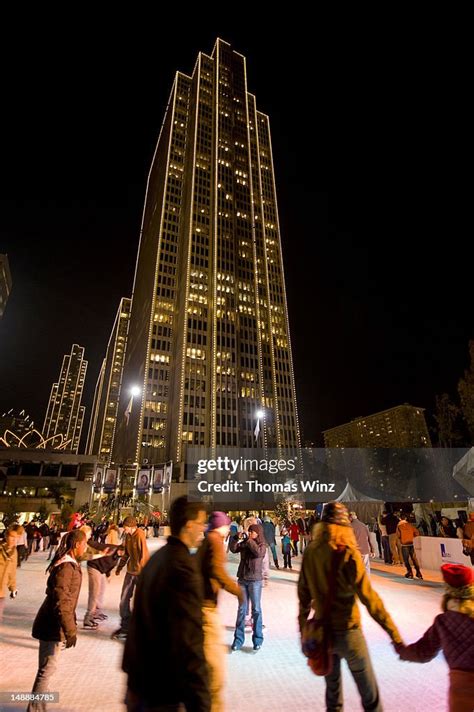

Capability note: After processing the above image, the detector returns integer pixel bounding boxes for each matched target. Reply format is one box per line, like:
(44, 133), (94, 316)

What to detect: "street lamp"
(254, 409), (264, 443)
(130, 386), (141, 397)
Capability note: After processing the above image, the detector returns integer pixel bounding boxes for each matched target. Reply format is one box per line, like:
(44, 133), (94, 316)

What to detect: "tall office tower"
(86, 298), (131, 463)
(114, 39), (300, 472)
(0, 254), (12, 319)
(323, 404), (432, 448)
(43, 344), (87, 453)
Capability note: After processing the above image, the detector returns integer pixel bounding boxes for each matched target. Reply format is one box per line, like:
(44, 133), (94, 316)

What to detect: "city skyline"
(0, 29), (471, 446)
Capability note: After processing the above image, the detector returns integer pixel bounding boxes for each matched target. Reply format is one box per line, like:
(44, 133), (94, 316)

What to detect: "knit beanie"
(208, 512), (231, 530)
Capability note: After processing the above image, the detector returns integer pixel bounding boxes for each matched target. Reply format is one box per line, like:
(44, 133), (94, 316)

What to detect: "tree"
(433, 393), (461, 447)
(48, 482), (74, 508)
(60, 503), (74, 528)
(458, 340), (474, 442)
(37, 500), (49, 522)
(3, 497), (20, 526)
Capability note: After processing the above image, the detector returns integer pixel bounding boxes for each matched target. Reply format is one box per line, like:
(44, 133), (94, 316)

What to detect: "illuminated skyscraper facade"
(43, 344), (87, 453)
(114, 39), (300, 471)
(86, 298), (131, 463)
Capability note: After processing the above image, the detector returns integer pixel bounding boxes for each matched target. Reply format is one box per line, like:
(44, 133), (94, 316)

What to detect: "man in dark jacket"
(381, 510), (401, 565)
(230, 523), (266, 652)
(263, 515), (279, 568)
(123, 497), (210, 712)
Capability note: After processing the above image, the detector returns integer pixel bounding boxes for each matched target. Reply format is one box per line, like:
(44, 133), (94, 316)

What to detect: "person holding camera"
(230, 523), (266, 651)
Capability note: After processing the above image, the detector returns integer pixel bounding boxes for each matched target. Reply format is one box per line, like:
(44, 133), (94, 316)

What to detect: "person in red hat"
(394, 563), (474, 712)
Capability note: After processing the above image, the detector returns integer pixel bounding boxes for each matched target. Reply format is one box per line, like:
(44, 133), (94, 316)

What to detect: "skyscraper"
(43, 344), (87, 453)
(86, 297), (131, 463)
(113, 39), (300, 473)
(323, 404), (432, 448)
(0, 254), (12, 319)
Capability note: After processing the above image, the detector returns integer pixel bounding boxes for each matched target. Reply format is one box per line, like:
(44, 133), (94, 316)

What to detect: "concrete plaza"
(1, 540), (451, 711)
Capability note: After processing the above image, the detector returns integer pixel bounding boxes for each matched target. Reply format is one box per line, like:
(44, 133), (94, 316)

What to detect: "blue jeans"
(233, 579), (263, 647)
(120, 572), (138, 632)
(268, 543), (278, 565)
(27, 640), (62, 711)
(325, 628), (381, 711)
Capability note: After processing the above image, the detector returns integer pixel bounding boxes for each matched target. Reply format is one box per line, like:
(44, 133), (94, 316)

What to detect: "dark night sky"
(0, 20), (471, 445)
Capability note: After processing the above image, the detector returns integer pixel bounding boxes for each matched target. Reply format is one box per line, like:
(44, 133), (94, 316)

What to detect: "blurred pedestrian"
(122, 496), (210, 711)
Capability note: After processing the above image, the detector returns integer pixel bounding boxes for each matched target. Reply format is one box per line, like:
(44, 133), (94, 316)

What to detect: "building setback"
(43, 344), (87, 454)
(113, 39), (300, 473)
(86, 298), (131, 464)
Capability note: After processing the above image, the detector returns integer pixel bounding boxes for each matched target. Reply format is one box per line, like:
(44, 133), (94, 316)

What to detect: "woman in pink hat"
(394, 563), (474, 712)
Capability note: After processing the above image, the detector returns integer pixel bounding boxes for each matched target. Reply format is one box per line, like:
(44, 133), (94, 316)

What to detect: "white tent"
(452, 447), (474, 496)
(336, 481), (382, 503)
(334, 481), (384, 523)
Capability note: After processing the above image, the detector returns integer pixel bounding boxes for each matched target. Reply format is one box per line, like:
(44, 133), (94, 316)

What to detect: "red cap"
(441, 564), (473, 588)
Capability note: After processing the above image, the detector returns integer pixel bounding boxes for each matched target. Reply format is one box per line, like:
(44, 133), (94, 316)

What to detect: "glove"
(393, 641), (405, 655)
(65, 635), (77, 648)
(10, 590), (18, 599)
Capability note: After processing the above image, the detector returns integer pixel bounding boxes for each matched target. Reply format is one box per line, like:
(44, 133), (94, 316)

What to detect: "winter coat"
(397, 520), (420, 546)
(117, 528), (149, 576)
(122, 536), (210, 711)
(197, 529), (240, 605)
(229, 534), (266, 581)
(263, 520), (276, 546)
(398, 610), (474, 671)
(298, 524), (401, 643)
(0, 542), (17, 598)
(32, 555), (82, 641)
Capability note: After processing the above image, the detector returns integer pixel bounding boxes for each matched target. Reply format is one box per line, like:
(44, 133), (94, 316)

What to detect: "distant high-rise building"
(86, 298), (131, 463)
(323, 404), (432, 448)
(113, 39), (300, 472)
(43, 344), (87, 454)
(0, 254), (12, 319)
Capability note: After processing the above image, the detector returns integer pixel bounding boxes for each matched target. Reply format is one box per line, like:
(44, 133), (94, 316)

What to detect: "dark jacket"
(32, 556), (82, 641)
(197, 530), (240, 605)
(381, 513), (399, 535)
(229, 534), (266, 581)
(262, 520), (276, 546)
(122, 536), (210, 712)
(398, 610), (474, 671)
(87, 547), (121, 576)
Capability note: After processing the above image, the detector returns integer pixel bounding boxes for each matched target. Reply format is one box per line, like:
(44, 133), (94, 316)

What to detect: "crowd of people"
(0, 502), (473, 711)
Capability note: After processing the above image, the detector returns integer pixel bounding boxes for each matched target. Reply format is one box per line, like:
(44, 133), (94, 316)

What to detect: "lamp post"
(254, 409), (264, 445)
(116, 386), (141, 523)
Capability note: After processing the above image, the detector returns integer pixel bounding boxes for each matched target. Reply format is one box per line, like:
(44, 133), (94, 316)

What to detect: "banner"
(163, 461), (172, 490)
(93, 466), (104, 492)
(152, 464), (164, 493)
(136, 468), (151, 494)
(103, 468), (118, 492)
